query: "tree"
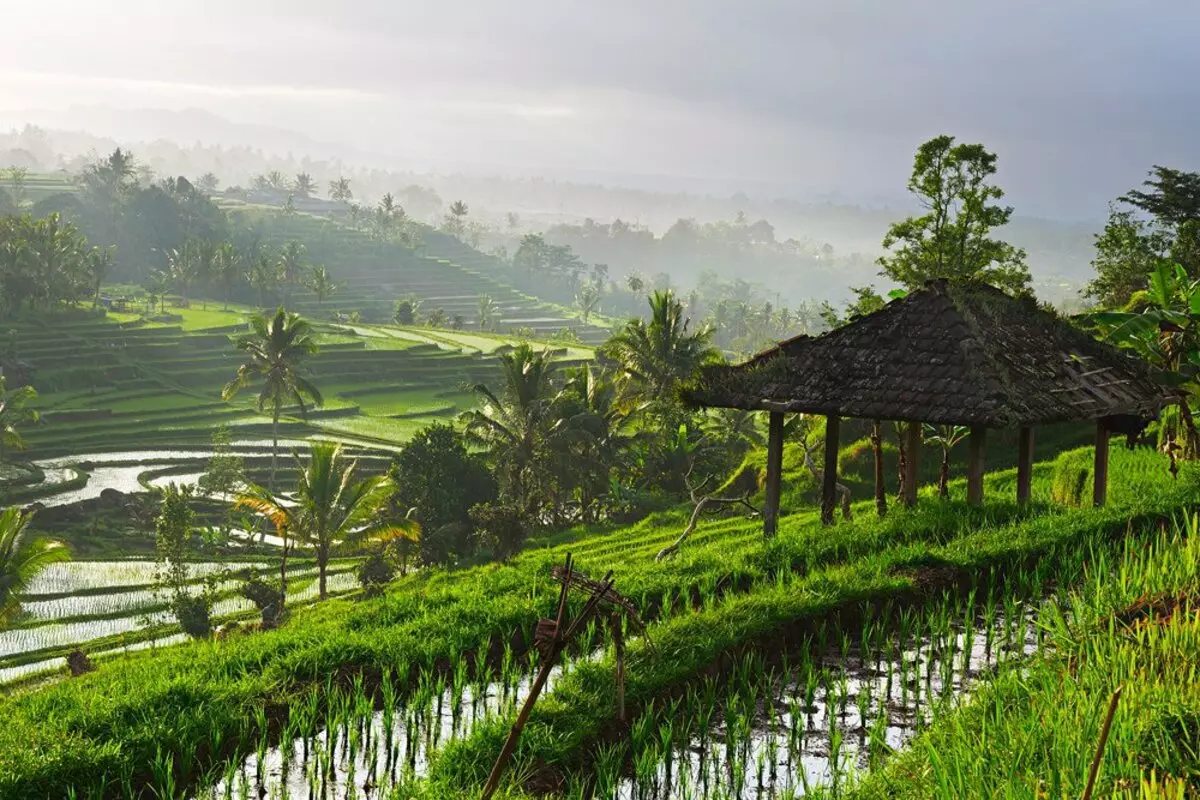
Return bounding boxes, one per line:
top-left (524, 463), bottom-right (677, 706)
top-left (154, 484), bottom-right (218, 638)
top-left (213, 241), bottom-right (241, 310)
top-left (1086, 204), bottom-right (1167, 307)
top-left (424, 307), bottom-right (449, 328)
top-left (878, 135), bottom-right (1030, 294)
top-left (195, 173), bottom-right (220, 195)
top-left (923, 424), bottom-right (970, 498)
top-left (197, 425), bottom-right (245, 498)
top-left (393, 297), bottom-right (419, 325)
top-left (463, 344), bottom-right (557, 515)
top-left (626, 273), bottom-right (645, 295)
top-left (0, 506), bottom-right (67, 626)
top-left (576, 280), bottom-right (601, 324)
top-left (278, 241), bottom-right (307, 305)
top-left (328, 177), bottom-right (353, 203)
top-left (444, 200), bottom-right (469, 237)
top-left (221, 308), bottom-right (323, 490)
top-left (240, 442), bottom-right (403, 599)
top-left (292, 173), bottom-right (316, 199)
top-left (306, 265), bottom-right (337, 307)
top-left (264, 170), bottom-right (287, 191)
top-left (84, 245), bottom-right (115, 309)
top-left (246, 253), bottom-right (279, 308)
top-left (6, 167), bottom-right (28, 208)
top-left (388, 423), bottom-right (497, 535)
top-left (477, 294), bottom-right (500, 331)
top-left (603, 290), bottom-right (720, 412)
top-left (506, 211), bottom-right (520, 230)
top-left (0, 376), bottom-right (38, 465)
top-left (165, 242), bottom-right (199, 307)
top-left (469, 502), bottom-right (526, 561)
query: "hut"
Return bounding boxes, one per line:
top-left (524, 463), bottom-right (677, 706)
top-left (684, 280), bottom-right (1173, 531)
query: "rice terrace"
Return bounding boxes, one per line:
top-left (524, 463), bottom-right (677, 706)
top-left (3, 15), bottom-right (1200, 797)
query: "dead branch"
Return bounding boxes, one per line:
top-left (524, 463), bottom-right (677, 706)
top-left (655, 492), bottom-right (759, 561)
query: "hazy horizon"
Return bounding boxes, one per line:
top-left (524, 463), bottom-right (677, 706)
top-left (2, 1), bottom-right (1197, 220)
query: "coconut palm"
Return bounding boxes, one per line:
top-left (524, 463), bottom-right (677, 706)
top-left (0, 377), bottom-right (38, 465)
top-left (576, 281), bottom-right (601, 324)
top-left (923, 423), bottom-right (970, 498)
top-left (213, 241), bottom-right (241, 310)
top-left (328, 177), bottom-right (353, 203)
top-left (278, 242), bottom-right (307, 306)
top-left (603, 289), bottom-right (721, 411)
top-left (246, 254), bottom-right (280, 308)
top-left (306, 266), bottom-right (338, 307)
top-left (0, 507), bottom-right (68, 626)
top-left (84, 245), bottom-right (114, 309)
top-left (222, 308), bottom-right (323, 490)
top-left (463, 344), bottom-right (557, 514)
top-left (477, 294), bottom-right (500, 331)
top-left (292, 173), bottom-right (317, 199)
top-left (239, 442), bottom-right (406, 599)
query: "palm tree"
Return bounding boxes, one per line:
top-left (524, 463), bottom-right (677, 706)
top-left (246, 254), bottom-right (280, 308)
top-left (923, 424), bottom-right (970, 498)
top-left (424, 308), bottom-right (449, 328)
top-left (306, 266), bottom-right (338, 307)
top-left (222, 309), bottom-right (323, 490)
top-left (264, 170), bottom-right (287, 191)
top-left (239, 442), bottom-right (404, 599)
top-left (85, 245), bottom-right (115, 309)
top-left (213, 241), bottom-right (240, 311)
top-left (292, 173), bottom-right (316, 199)
top-left (278, 242), bottom-right (307, 306)
top-left (477, 294), bottom-right (500, 331)
top-left (0, 377), bottom-right (38, 465)
top-left (464, 344), bottom-right (556, 515)
top-left (603, 289), bottom-right (720, 411)
top-left (0, 507), bottom-right (68, 625)
top-left (328, 177), bottom-right (353, 203)
top-left (576, 281), bottom-right (601, 324)
top-left (166, 243), bottom-right (198, 308)
top-left (626, 273), bottom-right (645, 295)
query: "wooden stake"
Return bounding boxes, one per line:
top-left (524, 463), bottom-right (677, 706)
top-left (1081, 686), bottom-right (1122, 800)
top-left (821, 414), bottom-right (840, 526)
top-left (967, 426), bottom-right (987, 506)
top-left (871, 420), bottom-right (887, 518)
top-left (1016, 426), bottom-right (1034, 505)
top-left (763, 411), bottom-right (784, 536)
top-left (903, 422), bottom-right (921, 507)
top-left (611, 611), bottom-right (625, 724)
top-left (1093, 419), bottom-right (1110, 508)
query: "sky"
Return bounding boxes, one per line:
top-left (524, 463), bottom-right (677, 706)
top-left (0, 0), bottom-right (1196, 217)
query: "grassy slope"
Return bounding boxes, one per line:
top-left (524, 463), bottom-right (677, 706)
top-left (0, 447), bottom-right (1193, 797)
top-left (844, 515), bottom-right (1200, 800)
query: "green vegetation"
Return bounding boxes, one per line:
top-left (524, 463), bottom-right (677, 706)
top-left (0, 506), bottom-right (68, 624)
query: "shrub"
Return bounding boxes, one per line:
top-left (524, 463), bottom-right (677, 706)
top-left (171, 593), bottom-right (213, 639)
top-left (356, 552), bottom-right (395, 596)
top-left (1051, 449), bottom-right (1092, 506)
top-left (470, 502), bottom-right (526, 562)
top-left (238, 572), bottom-right (284, 628)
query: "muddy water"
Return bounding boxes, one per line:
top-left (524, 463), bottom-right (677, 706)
top-left (616, 601), bottom-right (1046, 799)
top-left (197, 653), bottom-right (592, 800)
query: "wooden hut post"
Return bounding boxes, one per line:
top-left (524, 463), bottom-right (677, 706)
top-left (610, 611), bottom-right (625, 723)
top-left (966, 427), bottom-right (987, 506)
top-left (871, 420), bottom-right (887, 517)
top-left (1016, 426), bottom-right (1034, 505)
top-left (1093, 419), bottom-right (1110, 507)
top-left (821, 414), bottom-right (840, 525)
top-left (902, 422), bottom-right (921, 507)
top-left (763, 411), bottom-right (785, 536)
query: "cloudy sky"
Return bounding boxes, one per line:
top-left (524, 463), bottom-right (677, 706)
top-left (0, 0), bottom-right (1195, 216)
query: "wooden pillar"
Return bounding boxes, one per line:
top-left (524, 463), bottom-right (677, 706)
top-left (902, 421), bottom-right (921, 507)
top-left (1016, 426), bottom-right (1034, 505)
top-left (871, 420), bottom-right (887, 518)
top-left (821, 414), bottom-right (840, 526)
top-left (966, 426), bottom-right (987, 506)
top-left (1093, 419), bottom-right (1110, 507)
top-left (610, 611), bottom-right (625, 723)
top-left (763, 411), bottom-right (785, 536)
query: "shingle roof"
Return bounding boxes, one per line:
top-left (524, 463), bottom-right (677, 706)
top-left (684, 280), bottom-right (1173, 427)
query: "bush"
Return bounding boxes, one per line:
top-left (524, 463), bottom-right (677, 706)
top-left (356, 552), bottom-right (396, 596)
top-left (238, 572), bottom-right (284, 628)
top-left (171, 593), bottom-right (213, 639)
top-left (421, 521), bottom-right (474, 567)
top-left (470, 502), bottom-right (527, 562)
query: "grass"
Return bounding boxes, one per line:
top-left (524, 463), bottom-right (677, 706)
top-left (0, 446), bottom-right (1192, 797)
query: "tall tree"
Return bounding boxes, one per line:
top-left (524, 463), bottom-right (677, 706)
top-left (278, 241), bottom-right (307, 306)
top-left (0, 507), bottom-right (68, 626)
top-left (240, 442), bottom-right (404, 599)
top-left (222, 308), bottom-right (323, 490)
top-left (84, 245), bottom-right (115, 309)
top-left (477, 294), bottom-right (500, 331)
top-left (213, 241), bottom-right (241, 311)
top-left (0, 377), bottom-right (38, 465)
top-left (1086, 204), bottom-right (1167, 307)
top-left (195, 173), bottom-right (220, 195)
top-left (292, 173), bottom-right (317, 199)
top-left (306, 265), bottom-right (337, 307)
top-left (603, 289), bottom-right (720, 412)
top-left (328, 177), bottom-right (353, 203)
top-left (246, 253), bottom-right (279, 308)
top-left (576, 280), bottom-right (601, 324)
top-left (878, 135), bottom-right (1030, 294)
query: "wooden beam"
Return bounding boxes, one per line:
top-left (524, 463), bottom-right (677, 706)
top-left (763, 411), bottom-right (785, 536)
top-left (871, 420), bottom-right (887, 518)
top-left (821, 414), bottom-right (840, 525)
top-left (903, 422), bottom-right (921, 507)
top-left (1093, 419), bottom-right (1110, 507)
top-left (966, 426), bottom-right (987, 505)
top-left (1016, 426), bottom-right (1034, 505)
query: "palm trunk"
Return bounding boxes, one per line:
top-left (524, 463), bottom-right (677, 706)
top-left (318, 544), bottom-right (328, 600)
top-left (270, 405), bottom-right (280, 492)
top-left (938, 449), bottom-right (950, 498)
top-left (279, 529), bottom-right (289, 611)
top-left (871, 421), bottom-right (887, 517)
